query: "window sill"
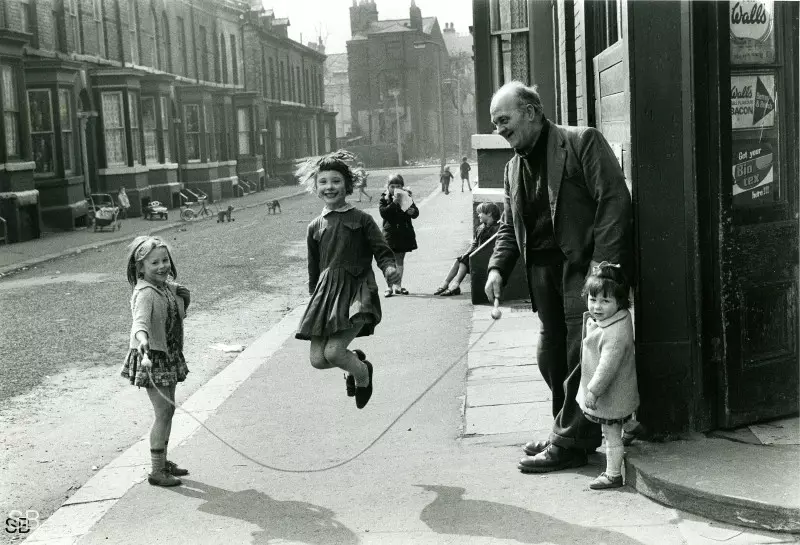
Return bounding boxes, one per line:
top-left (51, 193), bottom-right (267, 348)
top-left (98, 165), bottom-right (149, 175)
top-left (147, 162), bottom-right (179, 171)
top-left (0, 161), bottom-right (35, 172)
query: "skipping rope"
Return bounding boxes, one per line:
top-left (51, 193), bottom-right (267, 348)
top-left (145, 312), bottom-right (501, 474)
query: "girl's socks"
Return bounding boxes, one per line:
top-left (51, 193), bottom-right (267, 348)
top-left (606, 446), bottom-right (624, 478)
top-left (150, 448), bottom-right (166, 474)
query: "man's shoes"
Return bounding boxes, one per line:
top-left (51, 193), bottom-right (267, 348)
top-left (518, 444), bottom-right (588, 473)
top-left (589, 472), bottom-right (624, 490)
top-left (523, 439), bottom-right (549, 456)
top-left (355, 360), bottom-right (373, 409)
top-left (148, 469), bottom-right (182, 487)
top-left (164, 460), bottom-right (189, 477)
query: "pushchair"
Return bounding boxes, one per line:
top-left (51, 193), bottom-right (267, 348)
top-left (90, 193), bottom-right (122, 232)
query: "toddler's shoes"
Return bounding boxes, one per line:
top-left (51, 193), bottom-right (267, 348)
top-left (589, 472), bottom-right (623, 490)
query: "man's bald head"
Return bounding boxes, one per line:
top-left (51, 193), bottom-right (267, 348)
top-left (490, 81), bottom-right (544, 116)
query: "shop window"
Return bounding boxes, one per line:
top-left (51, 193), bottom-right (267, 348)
top-left (28, 89), bottom-right (55, 176)
top-left (160, 96), bottom-right (171, 162)
top-left (1, 65), bottom-right (20, 159)
top-left (489, 0), bottom-right (529, 89)
top-left (729, 0), bottom-right (784, 210)
top-left (214, 103), bottom-right (227, 161)
top-left (128, 92), bottom-right (140, 163)
top-left (237, 107), bottom-right (250, 155)
top-left (141, 96), bottom-right (158, 163)
top-left (129, 0), bottom-right (139, 64)
top-left (274, 118), bottom-right (282, 159)
top-left (101, 92), bottom-right (127, 165)
top-left (59, 89), bottom-right (73, 174)
top-left (184, 104), bottom-right (200, 161)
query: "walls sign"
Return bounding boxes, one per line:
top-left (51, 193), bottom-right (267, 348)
top-left (731, 74), bottom-right (775, 129)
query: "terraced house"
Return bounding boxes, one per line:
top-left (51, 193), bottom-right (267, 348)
top-left (0, 0), bottom-right (336, 243)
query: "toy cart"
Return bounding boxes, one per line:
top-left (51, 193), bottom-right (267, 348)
top-left (143, 200), bottom-right (169, 220)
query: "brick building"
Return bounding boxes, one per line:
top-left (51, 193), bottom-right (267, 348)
top-left (346, 0), bottom-right (454, 165)
top-left (441, 21), bottom-right (476, 160)
top-left (324, 52), bottom-right (352, 142)
top-left (0, 0), bottom-right (335, 243)
top-left (471, 0), bottom-right (798, 433)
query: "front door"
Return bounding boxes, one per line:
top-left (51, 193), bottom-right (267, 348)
top-left (717, 0), bottom-right (798, 427)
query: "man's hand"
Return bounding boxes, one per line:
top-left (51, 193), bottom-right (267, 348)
top-left (584, 390), bottom-right (598, 410)
top-left (176, 285), bottom-right (191, 309)
top-left (384, 266), bottom-right (400, 286)
top-left (484, 269), bottom-right (504, 302)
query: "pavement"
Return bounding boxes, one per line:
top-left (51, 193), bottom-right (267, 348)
top-left (6, 173), bottom-right (799, 543)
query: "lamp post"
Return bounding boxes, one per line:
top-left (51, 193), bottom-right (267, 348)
top-left (413, 40), bottom-right (445, 170)
top-left (389, 89), bottom-right (403, 166)
top-left (443, 77), bottom-right (462, 160)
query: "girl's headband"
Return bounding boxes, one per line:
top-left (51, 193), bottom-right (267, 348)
top-left (591, 261), bottom-right (621, 276)
top-left (132, 236), bottom-right (167, 262)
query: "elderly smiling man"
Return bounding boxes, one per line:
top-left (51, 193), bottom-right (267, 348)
top-left (484, 81), bottom-right (634, 473)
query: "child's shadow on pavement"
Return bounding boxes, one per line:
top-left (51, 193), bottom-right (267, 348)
top-left (172, 479), bottom-right (358, 545)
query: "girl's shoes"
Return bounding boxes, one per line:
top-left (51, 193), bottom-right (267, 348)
top-left (384, 288), bottom-right (394, 298)
top-left (165, 460), bottom-right (189, 477)
top-left (148, 469), bottom-right (182, 487)
top-left (440, 286), bottom-right (461, 296)
top-left (355, 360), bottom-right (373, 409)
top-left (346, 349), bottom-right (367, 397)
top-left (433, 285), bottom-right (448, 295)
top-left (397, 287), bottom-right (409, 295)
top-left (589, 472), bottom-right (623, 490)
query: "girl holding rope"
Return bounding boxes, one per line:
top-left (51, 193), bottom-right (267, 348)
top-left (121, 236), bottom-right (191, 487)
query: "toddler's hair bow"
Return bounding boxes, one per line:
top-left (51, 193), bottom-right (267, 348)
top-left (592, 261), bottom-right (621, 276)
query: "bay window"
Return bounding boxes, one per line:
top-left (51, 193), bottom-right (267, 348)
top-left (160, 96), bottom-right (171, 162)
top-left (237, 107), bottom-right (250, 155)
top-left (184, 104), bottom-right (200, 161)
top-left (101, 91), bottom-right (127, 166)
top-left (59, 89), bottom-right (73, 174)
top-left (1, 65), bottom-right (20, 159)
top-left (128, 92), bottom-right (140, 163)
top-left (28, 89), bottom-right (55, 175)
top-left (142, 96), bottom-right (158, 163)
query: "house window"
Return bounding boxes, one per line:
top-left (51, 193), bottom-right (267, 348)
top-left (129, 0), bottom-right (139, 64)
top-left (214, 103), bottom-right (227, 161)
top-left (203, 104), bottom-right (213, 160)
top-left (151, 7), bottom-right (160, 70)
top-left (324, 122), bottom-right (331, 153)
top-left (199, 26), bottom-right (209, 81)
top-left (19, 0), bottom-right (32, 34)
top-left (29, 89), bottom-right (55, 175)
top-left (220, 34), bottom-right (228, 84)
top-left (279, 61), bottom-right (285, 100)
top-left (274, 119), bottom-right (282, 159)
top-left (269, 58), bottom-right (275, 98)
top-left (489, 0), bottom-right (530, 89)
top-left (141, 96), bottom-right (158, 163)
top-left (237, 107), bottom-right (250, 155)
top-left (160, 96), bottom-right (171, 162)
top-left (93, 0), bottom-right (105, 57)
top-left (296, 67), bottom-right (301, 102)
top-left (101, 92), bottom-right (126, 165)
top-left (1, 65), bottom-right (20, 159)
top-left (69, 0), bottom-right (81, 54)
top-left (59, 89), bottom-right (73, 174)
top-left (592, 0), bottom-right (620, 53)
top-left (128, 92), bottom-right (140, 163)
top-left (176, 16), bottom-right (187, 76)
top-left (230, 34), bottom-right (238, 85)
top-left (184, 104), bottom-right (200, 161)
top-left (161, 15), bottom-right (171, 72)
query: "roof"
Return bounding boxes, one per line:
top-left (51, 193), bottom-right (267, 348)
top-left (353, 16), bottom-right (437, 37)
top-left (443, 31), bottom-right (472, 57)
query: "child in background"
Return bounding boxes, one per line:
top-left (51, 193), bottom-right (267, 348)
top-left (355, 162), bottom-right (372, 202)
top-left (434, 202), bottom-right (501, 296)
top-left (576, 262), bottom-right (640, 490)
top-left (122, 236), bottom-right (191, 487)
top-left (378, 173), bottom-right (419, 297)
top-left (440, 166), bottom-right (454, 195)
top-left (459, 157), bottom-right (472, 192)
top-left (294, 151), bottom-right (400, 409)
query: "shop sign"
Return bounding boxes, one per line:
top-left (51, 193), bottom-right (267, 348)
top-left (732, 140), bottom-right (776, 205)
top-left (730, 0), bottom-right (775, 64)
top-left (731, 74), bottom-right (775, 129)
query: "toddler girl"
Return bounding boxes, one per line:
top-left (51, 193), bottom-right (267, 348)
top-left (576, 262), bottom-right (639, 490)
top-left (378, 173), bottom-right (419, 296)
top-left (121, 236), bottom-right (191, 487)
top-left (355, 162), bottom-right (372, 202)
top-left (295, 151), bottom-right (400, 409)
top-left (434, 201), bottom-right (501, 296)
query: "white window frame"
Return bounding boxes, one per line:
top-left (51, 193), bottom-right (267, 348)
top-left (101, 91), bottom-right (127, 166)
top-left (128, 91), bottom-right (140, 163)
top-left (141, 96), bottom-right (158, 163)
top-left (274, 118), bottom-right (282, 159)
top-left (237, 107), bottom-right (250, 155)
top-left (129, 0), bottom-right (139, 65)
top-left (160, 96), bottom-right (171, 162)
top-left (1, 65), bottom-right (20, 159)
top-left (93, 0), bottom-right (105, 57)
top-left (183, 104), bottom-right (201, 162)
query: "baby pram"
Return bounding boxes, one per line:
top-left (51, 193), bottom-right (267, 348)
top-left (90, 193), bottom-right (122, 232)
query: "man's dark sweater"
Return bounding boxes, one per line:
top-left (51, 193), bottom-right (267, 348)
top-left (519, 119), bottom-right (563, 264)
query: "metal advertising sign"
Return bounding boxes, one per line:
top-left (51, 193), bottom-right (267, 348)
top-left (730, 74), bottom-right (776, 129)
top-left (730, 0), bottom-right (775, 64)
top-left (732, 139), bottom-right (777, 206)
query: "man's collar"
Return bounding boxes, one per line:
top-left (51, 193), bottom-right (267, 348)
top-left (322, 203), bottom-right (355, 216)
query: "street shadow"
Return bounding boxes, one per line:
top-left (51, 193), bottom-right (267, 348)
top-left (172, 479), bottom-right (358, 545)
top-left (415, 484), bottom-right (647, 545)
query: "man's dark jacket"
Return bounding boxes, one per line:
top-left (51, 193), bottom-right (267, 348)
top-left (488, 123), bottom-right (633, 290)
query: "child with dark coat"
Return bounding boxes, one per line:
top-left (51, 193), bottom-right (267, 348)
top-left (459, 157), bottom-right (472, 192)
top-left (378, 173), bottom-right (419, 297)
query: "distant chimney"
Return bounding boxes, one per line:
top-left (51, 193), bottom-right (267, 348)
top-left (443, 22), bottom-right (456, 33)
top-left (350, 0), bottom-right (379, 36)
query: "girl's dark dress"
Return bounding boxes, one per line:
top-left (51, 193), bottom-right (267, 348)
top-left (378, 190), bottom-right (419, 253)
top-left (296, 206), bottom-right (396, 340)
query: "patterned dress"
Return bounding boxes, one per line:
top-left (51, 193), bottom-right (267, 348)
top-left (121, 285), bottom-right (189, 388)
top-left (296, 205), bottom-right (396, 340)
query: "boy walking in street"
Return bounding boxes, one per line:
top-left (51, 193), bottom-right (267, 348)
top-left (459, 157), bottom-right (472, 192)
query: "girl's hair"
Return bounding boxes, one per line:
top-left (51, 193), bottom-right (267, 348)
top-left (294, 149), bottom-right (365, 194)
top-left (582, 262), bottom-right (630, 309)
top-left (476, 201), bottom-right (501, 221)
top-left (387, 173), bottom-right (405, 188)
top-left (125, 235), bottom-right (177, 287)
